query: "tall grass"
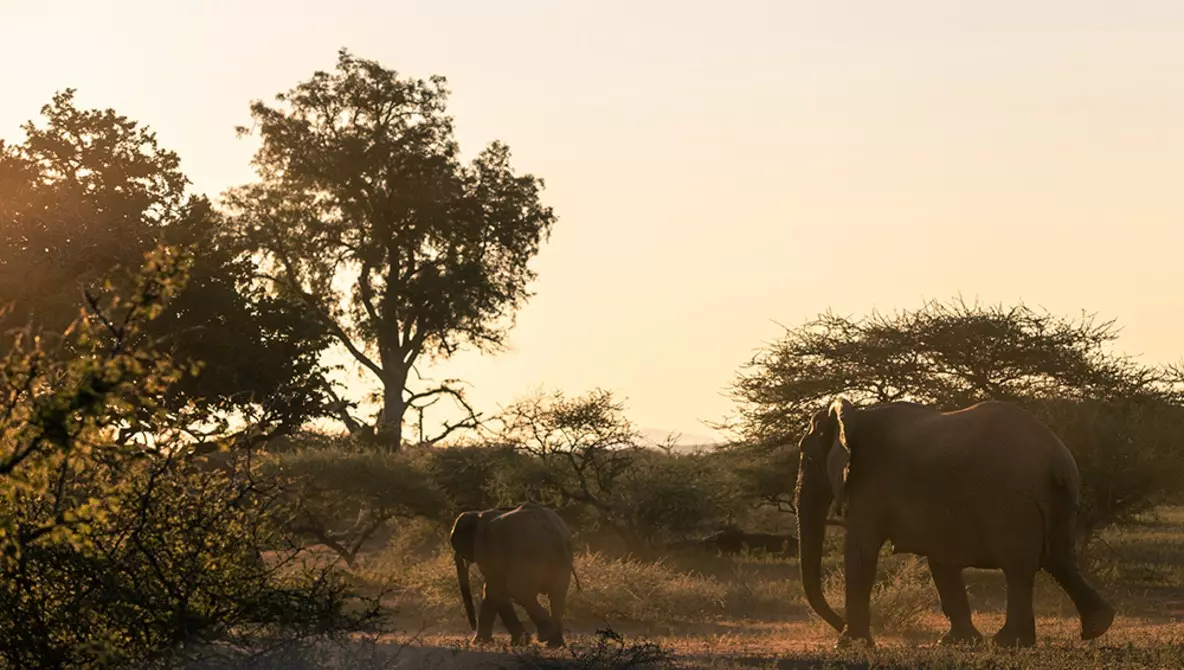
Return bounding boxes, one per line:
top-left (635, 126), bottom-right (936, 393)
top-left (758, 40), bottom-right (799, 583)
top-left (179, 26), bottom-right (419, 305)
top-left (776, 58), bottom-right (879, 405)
top-left (568, 552), bottom-right (728, 626)
top-left (359, 538), bottom-right (732, 630)
top-left (821, 554), bottom-right (938, 634)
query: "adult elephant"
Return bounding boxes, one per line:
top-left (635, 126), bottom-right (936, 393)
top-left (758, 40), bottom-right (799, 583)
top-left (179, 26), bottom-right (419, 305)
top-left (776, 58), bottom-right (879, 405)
top-left (450, 503), bottom-right (581, 647)
top-left (795, 397), bottom-right (1115, 648)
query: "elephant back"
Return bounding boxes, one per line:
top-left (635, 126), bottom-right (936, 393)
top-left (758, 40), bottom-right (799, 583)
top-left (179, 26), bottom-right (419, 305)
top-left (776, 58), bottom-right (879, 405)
top-left (477, 504), bottom-right (574, 578)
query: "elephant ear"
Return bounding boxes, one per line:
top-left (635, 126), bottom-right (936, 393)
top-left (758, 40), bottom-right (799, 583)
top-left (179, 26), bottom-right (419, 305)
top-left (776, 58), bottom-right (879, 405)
top-left (449, 511), bottom-right (481, 562)
top-left (825, 397), bottom-right (857, 516)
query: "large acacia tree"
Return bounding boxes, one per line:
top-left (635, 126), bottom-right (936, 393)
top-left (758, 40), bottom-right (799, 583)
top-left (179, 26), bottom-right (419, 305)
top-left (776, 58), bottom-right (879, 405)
top-left (227, 50), bottom-right (556, 449)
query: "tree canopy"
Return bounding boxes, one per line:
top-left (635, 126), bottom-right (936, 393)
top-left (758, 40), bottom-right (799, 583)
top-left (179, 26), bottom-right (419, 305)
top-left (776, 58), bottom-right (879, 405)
top-left (0, 89), bottom-right (190, 335)
top-left (227, 49), bottom-right (556, 448)
top-left (730, 300), bottom-right (1177, 441)
top-left (0, 89), bottom-right (333, 431)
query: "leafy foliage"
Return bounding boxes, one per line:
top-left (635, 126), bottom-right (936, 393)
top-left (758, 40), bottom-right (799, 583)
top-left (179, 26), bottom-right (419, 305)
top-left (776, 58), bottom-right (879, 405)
top-left (0, 247), bottom-right (385, 668)
top-left (425, 442), bottom-right (550, 515)
top-left (0, 89), bottom-right (189, 338)
top-left (227, 48), bottom-right (557, 446)
top-left (729, 300), bottom-right (1151, 441)
top-left (0, 89), bottom-right (334, 431)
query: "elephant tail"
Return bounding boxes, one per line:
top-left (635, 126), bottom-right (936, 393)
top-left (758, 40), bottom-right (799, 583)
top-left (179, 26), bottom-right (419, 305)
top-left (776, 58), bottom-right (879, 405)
top-left (1043, 471), bottom-right (1082, 569)
top-left (561, 536), bottom-right (582, 591)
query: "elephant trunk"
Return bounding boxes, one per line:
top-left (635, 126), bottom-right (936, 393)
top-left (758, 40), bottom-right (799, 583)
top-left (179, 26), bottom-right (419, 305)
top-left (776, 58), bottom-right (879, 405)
top-left (455, 553), bottom-right (477, 631)
top-left (797, 463), bottom-right (845, 632)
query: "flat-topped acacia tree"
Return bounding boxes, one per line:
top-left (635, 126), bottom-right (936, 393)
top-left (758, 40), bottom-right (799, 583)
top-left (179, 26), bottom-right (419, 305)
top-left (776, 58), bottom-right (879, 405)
top-left (227, 49), bottom-right (556, 449)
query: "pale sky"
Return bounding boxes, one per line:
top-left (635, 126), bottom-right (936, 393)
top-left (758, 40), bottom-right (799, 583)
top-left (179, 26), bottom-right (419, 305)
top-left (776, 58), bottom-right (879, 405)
top-left (3, 1), bottom-right (1183, 442)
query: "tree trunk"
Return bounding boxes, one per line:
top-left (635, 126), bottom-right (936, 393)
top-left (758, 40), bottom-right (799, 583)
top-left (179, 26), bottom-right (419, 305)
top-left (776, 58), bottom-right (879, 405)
top-left (374, 348), bottom-right (408, 450)
top-left (377, 383), bottom-right (405, 451)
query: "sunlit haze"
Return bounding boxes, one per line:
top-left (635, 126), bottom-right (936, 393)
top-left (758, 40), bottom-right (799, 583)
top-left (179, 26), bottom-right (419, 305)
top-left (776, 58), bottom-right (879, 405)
top-left (4, 1), bottom-right (1183, 443)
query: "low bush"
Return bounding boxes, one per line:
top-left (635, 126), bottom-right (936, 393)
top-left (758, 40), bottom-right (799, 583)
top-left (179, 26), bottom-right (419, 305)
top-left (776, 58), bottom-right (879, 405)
top-left (358, 542), bottom-right (465, 628)
top-left (0, 248), bottom-right (387, 667)
top-left (820, 554), bottom-right (937, 634)
top-left (720, 559), bottom-right (803, 620)
top-left (568, 552), bottom-right (727, 627)
top-left (274, 441), bottom-right (447, 565)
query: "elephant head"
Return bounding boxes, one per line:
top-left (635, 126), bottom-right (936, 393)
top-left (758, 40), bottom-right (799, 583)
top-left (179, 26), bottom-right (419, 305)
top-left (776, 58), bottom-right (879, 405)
top-left (794, 396), bottom-right (856, 633)
top-left (450, 511), bottom-right (481, 631)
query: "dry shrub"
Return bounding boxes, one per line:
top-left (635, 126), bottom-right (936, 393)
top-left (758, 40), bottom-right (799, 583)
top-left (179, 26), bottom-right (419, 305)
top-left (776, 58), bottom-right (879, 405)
top-left (820, 554), bottom-right (937, 633)
top-left (568, 552), bottom-right (728, 626)
top-left (722, 560), bottom-right (803, 620)
top-left (358, 543), bottom-right (467, 627)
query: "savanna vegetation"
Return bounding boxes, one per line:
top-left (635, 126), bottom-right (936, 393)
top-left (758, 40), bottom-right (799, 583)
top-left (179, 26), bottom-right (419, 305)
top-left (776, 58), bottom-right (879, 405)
top-left (2, 49), bottom-right (1182, 669)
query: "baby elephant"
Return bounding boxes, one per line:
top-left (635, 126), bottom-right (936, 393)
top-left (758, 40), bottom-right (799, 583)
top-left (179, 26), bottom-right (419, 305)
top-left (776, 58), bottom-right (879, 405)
top-left (450, 503), bottom-right (582, 647)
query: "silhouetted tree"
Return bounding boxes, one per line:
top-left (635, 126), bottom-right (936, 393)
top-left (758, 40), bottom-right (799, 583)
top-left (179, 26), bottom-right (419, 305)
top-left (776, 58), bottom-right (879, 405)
top-left (0, 89), bottom-right (190, 335)
top-left (226, 49), bottom-right (556, 449)
top-left (728, 299), bottom-right (1184, 548)
top-left (0, 90), bottom-right (333, 433)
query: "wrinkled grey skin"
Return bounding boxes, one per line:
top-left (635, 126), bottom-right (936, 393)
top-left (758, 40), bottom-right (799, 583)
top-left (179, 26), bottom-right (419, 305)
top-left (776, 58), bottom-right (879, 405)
top-left (795, 397), bottom-right (1115, 648)
top-left (450, 503), bottom-right (581, 647)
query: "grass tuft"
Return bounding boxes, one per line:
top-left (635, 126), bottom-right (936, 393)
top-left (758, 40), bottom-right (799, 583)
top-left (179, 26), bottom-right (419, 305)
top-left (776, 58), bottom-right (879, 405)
top-left (821, 554), bottom-right (938, 634)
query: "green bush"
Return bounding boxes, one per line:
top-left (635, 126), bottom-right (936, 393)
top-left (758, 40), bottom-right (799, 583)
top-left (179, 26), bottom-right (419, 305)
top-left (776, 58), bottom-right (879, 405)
top-left (0, 248), bottom-right (386, 667)
top-left (613, 450), bottom-right (748, 546)
top-left (425, 443), bottom-right (550, 515)
top-left (275, 439), bottom-right (449, 564)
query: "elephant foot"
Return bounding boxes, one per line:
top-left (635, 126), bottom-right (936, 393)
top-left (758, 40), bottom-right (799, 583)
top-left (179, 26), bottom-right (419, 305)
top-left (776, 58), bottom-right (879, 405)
top-left (545, 634), bottom-right (566, 649)
top-left (938, 626), bottom-right (983, 646)
top-left (538, 626), bottom-right (565, 648)
top-left (509, 631), bottom-right (532, 647)
top-left (835, 629), bottom-right (875, 649)
top-left (1081, 602), bottom-right (1115, 641)
top-left (991, 626), bottom-right (1035, 648)
top-left (535, 621), bottom-right (565, 648)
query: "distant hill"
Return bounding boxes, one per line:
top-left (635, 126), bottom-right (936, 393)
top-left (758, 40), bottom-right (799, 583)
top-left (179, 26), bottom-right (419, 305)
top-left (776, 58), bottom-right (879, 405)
top-left (638, 427), bottom-right (726, 452)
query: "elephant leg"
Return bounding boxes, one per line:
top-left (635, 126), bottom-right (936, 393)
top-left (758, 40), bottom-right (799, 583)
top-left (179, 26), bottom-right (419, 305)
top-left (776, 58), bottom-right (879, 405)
top-left (474, 584), bottom-right (498, 643)
top-left (515, 593), bottom-right (558, 646)
top-left (927, 559), bottom-right (982, 645)
top-left (992, 568), bottom-right (1037, 647)
top-left (837, 533), bottom-right (882, 647)
top-left (546, 584), bottom-right (569, 648)
top-left (1043, 563), bottom-right (1115, 641)
top-left (494, 599), bottom-right (530, 646)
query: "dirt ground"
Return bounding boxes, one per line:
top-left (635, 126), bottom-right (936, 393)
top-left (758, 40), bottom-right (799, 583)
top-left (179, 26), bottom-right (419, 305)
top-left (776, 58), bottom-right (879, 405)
top-left (256, 508), bottom-right (1184, 669)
